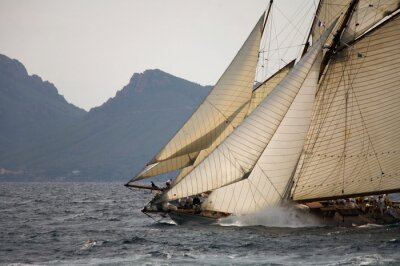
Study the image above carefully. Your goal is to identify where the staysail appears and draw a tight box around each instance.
[292,13,400,201]
[172,61,295,186]
[201,21,336,215]
[128,13,266,183]
[162,20,337,203]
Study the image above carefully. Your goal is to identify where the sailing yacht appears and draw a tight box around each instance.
[126,0,400,226]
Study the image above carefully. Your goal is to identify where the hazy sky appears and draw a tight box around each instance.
[0,0,317,110]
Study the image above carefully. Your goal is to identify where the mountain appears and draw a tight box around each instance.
[0,54,86,167]
[0,54,211,181]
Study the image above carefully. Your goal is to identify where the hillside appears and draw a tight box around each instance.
[0,55,211,181]
[0,54,86,170]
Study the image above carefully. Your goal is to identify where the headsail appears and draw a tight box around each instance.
[172,60,295,186]
[292,13,400,201]
[247,61,295,114]
[128,13,266,183]
[201,21,335,215]
[162,19,338,203]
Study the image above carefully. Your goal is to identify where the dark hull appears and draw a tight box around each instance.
[168,211,221,225]
[304,202,400,227]
[143,202,400,227]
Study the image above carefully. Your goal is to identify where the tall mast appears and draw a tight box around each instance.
[262,0,273,34]
[301,0,323,57]
[319,0,359,77]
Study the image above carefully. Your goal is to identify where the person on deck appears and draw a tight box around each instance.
[151,181,159,192]
[165,179,172,189]
[378,195,385,216]
[193,195,201,206]
[192,195,201,214]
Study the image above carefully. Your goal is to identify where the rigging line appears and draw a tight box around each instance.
[257,0,273,80]
[346,73,386,184]
[275,4,310,38]
[264,20,312,78]
[271,7,281,71]
[246,176,271,212]
[294,57,345,189]
[299,24,392,198]
[260,44,306,52]
[353,0,382,39]
[295,4,318,60]
[341,62,350,194]
[301,0,322,57]
[254,162,285,200]
[320,0,359,78]
[345,54,372,182]
[230,180,247,214]
[288,149,307,199]
[204,98,246,128]
[237,171,274,212]
[294,60,351,197]
[341,27,386,187]
[245,179,263,213]
[244,61,320,197]
[266,6,310,60]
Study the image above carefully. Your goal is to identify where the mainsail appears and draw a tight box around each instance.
[162,20,337,203]
[128,13,266,183]
[292,13,400,201]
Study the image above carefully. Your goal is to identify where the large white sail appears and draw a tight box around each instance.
[247,61,294,114]
[130,13,265,182]
[162,20,337,203]
[201,41,323,215]
[172,61,294,186]
[292,14,400,201]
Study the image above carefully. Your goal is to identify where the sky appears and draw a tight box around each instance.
[0,0,317,110]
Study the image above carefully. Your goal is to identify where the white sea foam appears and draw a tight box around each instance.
[357,223,384,228]
[331,254,394,266]
[81,239,97,250]
[218,204,322,228]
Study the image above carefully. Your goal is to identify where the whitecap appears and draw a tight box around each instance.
[80,239,97,250]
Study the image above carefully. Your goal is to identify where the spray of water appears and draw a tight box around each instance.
[218,204,322,228]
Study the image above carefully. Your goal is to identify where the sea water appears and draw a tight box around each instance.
[1,182,399,265]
